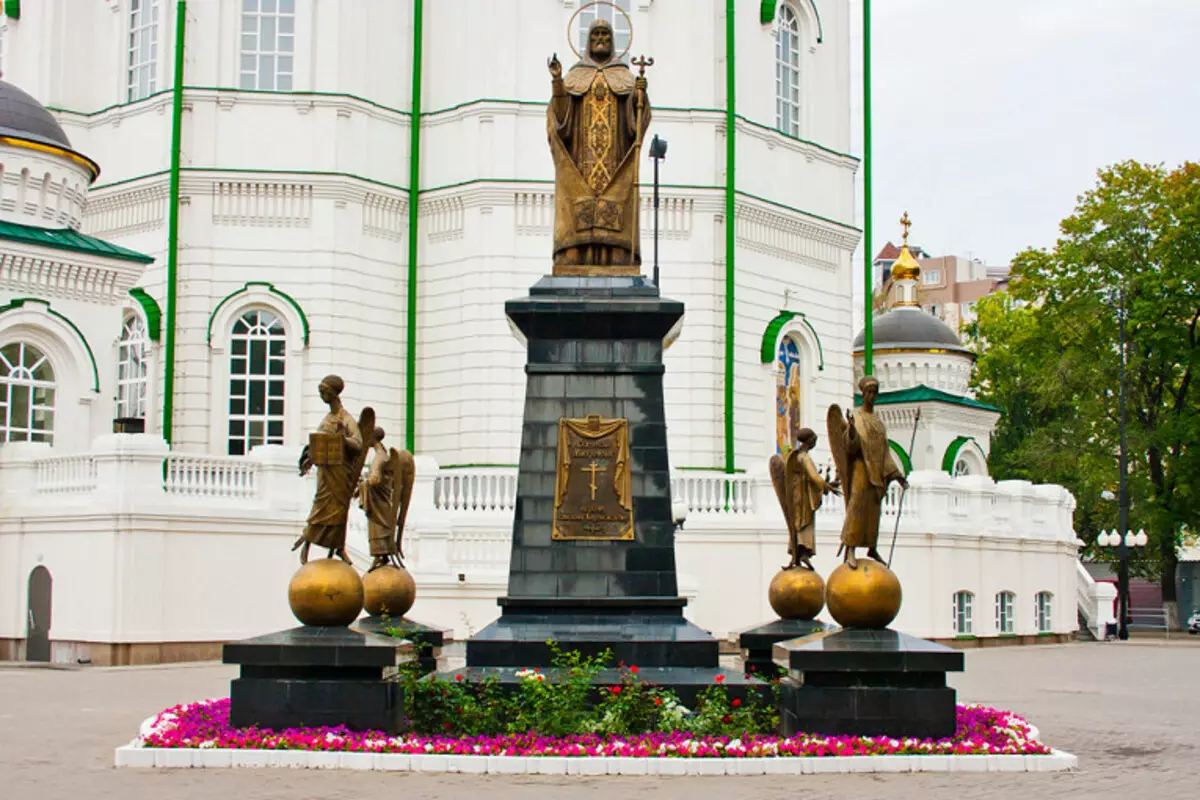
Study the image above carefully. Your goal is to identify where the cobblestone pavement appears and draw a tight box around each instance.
[1,640,1196,800]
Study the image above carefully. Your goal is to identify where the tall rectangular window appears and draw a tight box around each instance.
[240,0,295,91]
[128,0,159,101]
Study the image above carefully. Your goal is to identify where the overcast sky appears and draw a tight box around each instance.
[849,0,1200,267]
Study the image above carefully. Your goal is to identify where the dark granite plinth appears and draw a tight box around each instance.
[223,626,403,733]
[353,616,446,674]
[774,628,964,739]
[738,618,832,678]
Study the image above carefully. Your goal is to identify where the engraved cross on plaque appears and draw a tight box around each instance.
[582,459,603,500]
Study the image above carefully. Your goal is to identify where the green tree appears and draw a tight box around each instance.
[968,161,1200,621]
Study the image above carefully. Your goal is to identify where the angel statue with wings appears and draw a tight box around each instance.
[827,376,908,569]
[358,426,416,571]
[769,427,839,571]
[293,375,375,565]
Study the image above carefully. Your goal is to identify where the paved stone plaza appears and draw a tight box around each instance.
[1,641,1195,799]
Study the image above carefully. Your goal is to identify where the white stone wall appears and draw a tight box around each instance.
[5,0,860,470]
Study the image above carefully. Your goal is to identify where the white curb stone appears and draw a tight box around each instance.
[113,745,1079,775]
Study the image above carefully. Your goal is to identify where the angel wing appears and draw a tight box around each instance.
[826,404,852,502]
[346,406,377,495]
[392,448,416,558]
[768,453,795,535]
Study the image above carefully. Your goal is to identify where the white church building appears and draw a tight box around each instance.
[0,0,1109,665]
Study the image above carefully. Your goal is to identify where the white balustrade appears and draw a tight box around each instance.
[164,455,258,498]
[35,455,98,494]
[433,468,517,513]
[671,471,756,514]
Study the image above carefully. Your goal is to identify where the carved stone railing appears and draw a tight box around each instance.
[433,468,518,513]
[34,453,99,494]
[164,455,258,498]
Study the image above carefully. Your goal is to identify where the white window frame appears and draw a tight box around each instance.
[576,0,632,58]
[995,591,1015,634]
[116,314,150,421]
[226,308,288,455]
[775,3,802,137]
[1036,591,1053,633]
[207,289,306,456]
[953,591,973,635]
[923,270,941,285]
[240,0,296,91]
[0,341,56,445]
[127,0,160,101]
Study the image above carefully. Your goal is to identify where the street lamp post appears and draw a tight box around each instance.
[1098,527,1148,639]
[649,135,668,287]
[1116,288,1130,640]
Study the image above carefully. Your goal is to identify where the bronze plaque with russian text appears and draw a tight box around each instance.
[553,416,634,541]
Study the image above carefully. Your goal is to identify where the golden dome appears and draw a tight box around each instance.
[890,243,921,282]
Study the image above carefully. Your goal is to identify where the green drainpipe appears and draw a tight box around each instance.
[724,0,736,474]
[163,0,187,444]
[405,0,424,453]
[862,0,874,376]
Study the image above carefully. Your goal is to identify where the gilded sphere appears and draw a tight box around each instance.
[288,559,364,627]
[768,567,826,620]
[825,561,903,629]
[362,564,417,619]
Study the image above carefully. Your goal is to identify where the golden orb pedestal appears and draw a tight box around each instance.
[362,564,417,619]
[288,559,364,627]
[825,560,902,629]
[768,567,826,620]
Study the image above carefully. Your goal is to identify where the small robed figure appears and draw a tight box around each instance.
[294,375,373,565]
[547,17,650,273]
[827,377,908,569]
[770,427,839,571]
[358,426,416,571]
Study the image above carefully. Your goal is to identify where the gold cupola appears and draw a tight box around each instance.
[890,211,921,305]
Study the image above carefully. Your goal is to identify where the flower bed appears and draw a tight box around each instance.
[136,698,1052,759]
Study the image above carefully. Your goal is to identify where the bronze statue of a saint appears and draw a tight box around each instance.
[547,18,650,274]
[293,375,373,564]
[770,427,839,571]
[827,377,908,569]
[358,426,416,571]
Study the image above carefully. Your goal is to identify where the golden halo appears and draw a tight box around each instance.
[567,1,634,63]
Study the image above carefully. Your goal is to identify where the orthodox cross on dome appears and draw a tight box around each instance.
[900,211,912,245]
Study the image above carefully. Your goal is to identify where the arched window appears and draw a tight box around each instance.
[953,457,972,477]
[952,590,973,635]
[577,0,632,57]
[227,310,286,455]
[995,591,1016,634]
[1035,591,1053,633]
[0,342,55,444]
[775,336,803,453]
[775,4,802,137]
[116,315,149,420]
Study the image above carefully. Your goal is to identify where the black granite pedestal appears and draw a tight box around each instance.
[774,628,964,739]
[738,618,831,678]
[446,276,761,703]
[223,626,404,733]
[354,615,446,675]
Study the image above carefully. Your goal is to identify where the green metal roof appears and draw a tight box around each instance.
[855,384,1003,414]
[0,219,154,264]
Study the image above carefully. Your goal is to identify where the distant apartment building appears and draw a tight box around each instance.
[873,242,1011,332]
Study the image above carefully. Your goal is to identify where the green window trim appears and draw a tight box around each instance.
[888,439,912,475]
[759,310,825,370]
[206,282,310,346]
[942,435,975,473]
[760,0,824,42]
[0,298,100,392]
[127,288,163,341]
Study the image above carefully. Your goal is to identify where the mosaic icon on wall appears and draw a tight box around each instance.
[775,337,803,454]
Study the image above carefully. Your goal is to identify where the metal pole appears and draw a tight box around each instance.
[1118,289,1130,640]
[653,147,661,287]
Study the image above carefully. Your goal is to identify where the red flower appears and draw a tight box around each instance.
[443,722,451,729]
[748,665,755,672]
[715,675,725,683]
[722,715,731,724]
[654,697,662,706]
[610,686,622,694]
[630,665,639,674]
[732,698,742,708]
[454,674,463,681]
